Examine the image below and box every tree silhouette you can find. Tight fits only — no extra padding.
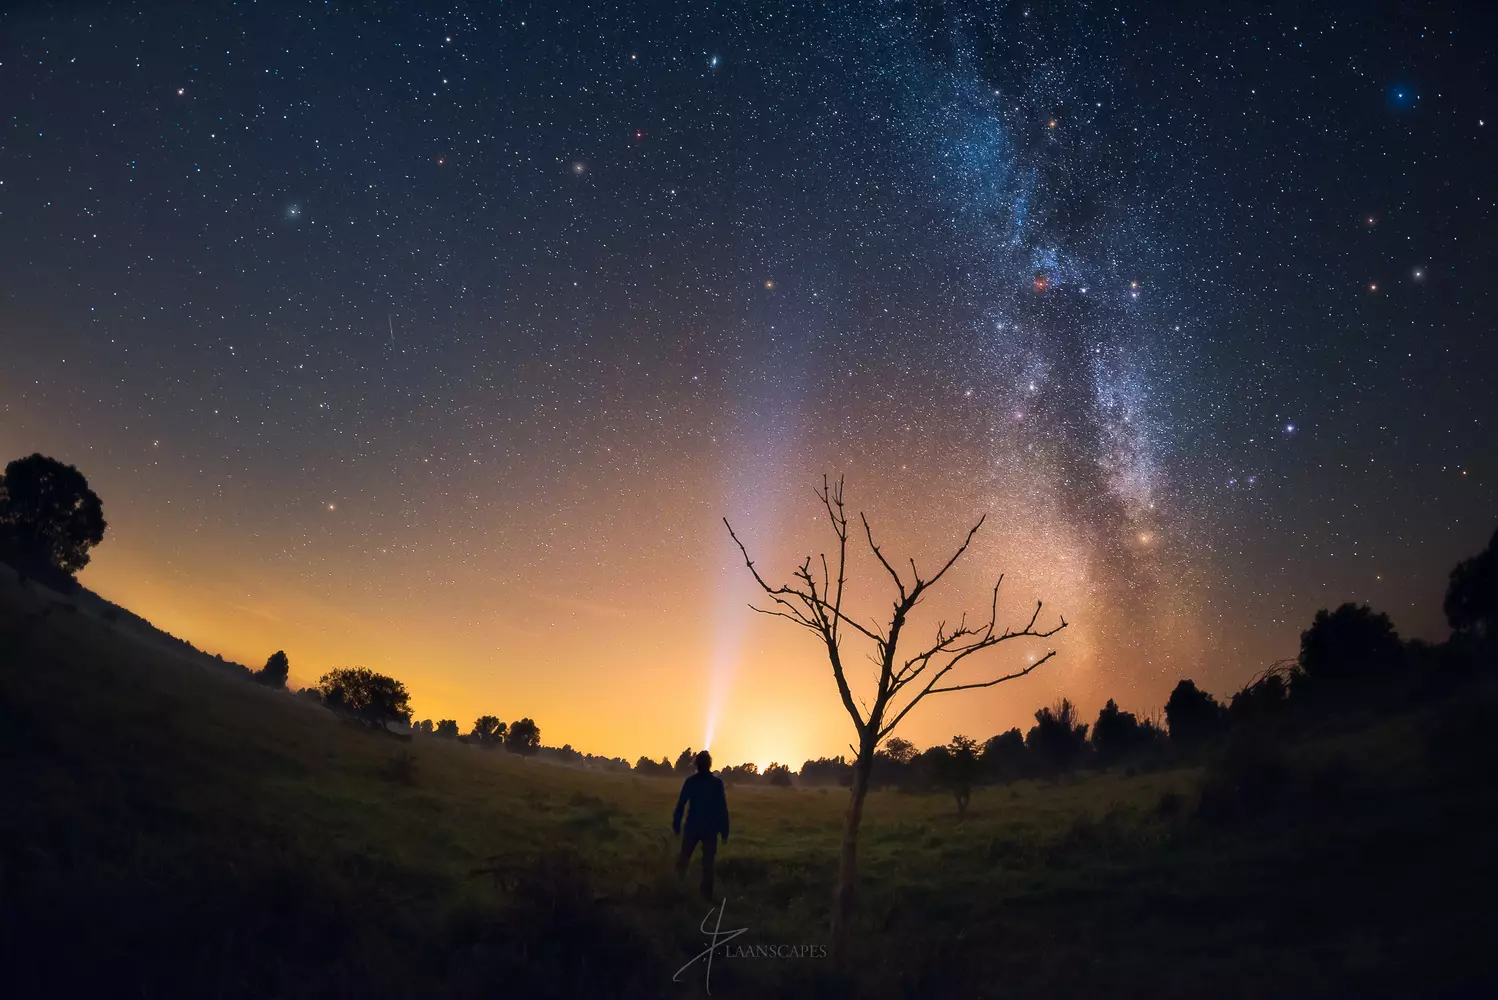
[1445,528,1498,639]
[1228,662,1293,726]
[1091,699,1158,766]
[504,718,541,755]
[471,715,506,746]
[936,735,981,818]
[981,728,1028,782]
[435,719,459,739]
[1297,603,1404,686]
[1166,679,1225,751]
[727,475,1065,961]
[0,453,107,590]
[256,650,290,689]
[764,762,793,787]
[1026,699,1089,775]
[316,667,413,730]
[673,747,695,773]
[413,719,434,735]
[882,736,917,764]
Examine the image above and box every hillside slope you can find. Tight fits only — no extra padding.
[2,572,1495,998]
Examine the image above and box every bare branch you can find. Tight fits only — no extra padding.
[860,512,907,599]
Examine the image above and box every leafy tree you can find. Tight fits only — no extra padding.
[316,667,413,730]
[981,728,1027,782]
[413,719,434,735]
[1026,699,1089,774]
[673,747,696,773]
[0,453,107,590]
[764,762,793,787]
[256,650,290,689]
[1091,699,1158,766]
[1297,603,1404,686]
[505,717,541,755]
[471,715,507,746]
[1445,528,1498,638]
[435,719,459,739]
[882,736,918,764]
[1165,679,1225,750]
[935,735,981,818]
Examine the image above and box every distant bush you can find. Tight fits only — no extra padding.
[435,719,459,739]
[412,719,434,735]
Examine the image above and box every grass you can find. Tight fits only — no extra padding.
[2,572,1495,998]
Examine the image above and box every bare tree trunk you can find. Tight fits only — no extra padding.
[832,747,873,965]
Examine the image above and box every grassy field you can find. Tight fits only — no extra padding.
[2,573,1495,998]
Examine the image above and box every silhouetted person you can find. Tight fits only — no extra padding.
[673,750,729,900]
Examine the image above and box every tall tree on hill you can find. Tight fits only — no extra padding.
[257,650,290,689]
[316,667,413,731]
[727,475,1065,962]
[471,715,506,746]
[0,453,107,591]
[504,718,541,755]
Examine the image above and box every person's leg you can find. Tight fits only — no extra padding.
[699,833,717,900]
[677,829,699,879]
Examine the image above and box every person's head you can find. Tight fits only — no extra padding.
[694,750,712,774]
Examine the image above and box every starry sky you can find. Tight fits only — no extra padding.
[2,0,1494,767]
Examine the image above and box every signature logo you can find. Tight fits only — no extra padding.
[672,898,747,995]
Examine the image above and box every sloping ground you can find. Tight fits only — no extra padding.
[2,572,1495,998]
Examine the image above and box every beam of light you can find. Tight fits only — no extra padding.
[703,431,790,753]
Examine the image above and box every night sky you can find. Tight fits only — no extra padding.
[3,1,1494,767]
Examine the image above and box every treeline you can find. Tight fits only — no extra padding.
[695,527,1498,803]
[231,525,1498,787]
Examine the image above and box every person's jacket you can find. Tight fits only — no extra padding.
[672,771,730,838]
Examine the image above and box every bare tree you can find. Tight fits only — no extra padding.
[725,476,1065,961]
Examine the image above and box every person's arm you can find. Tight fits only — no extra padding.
[672,777,690,834]
[719,781,730,841]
